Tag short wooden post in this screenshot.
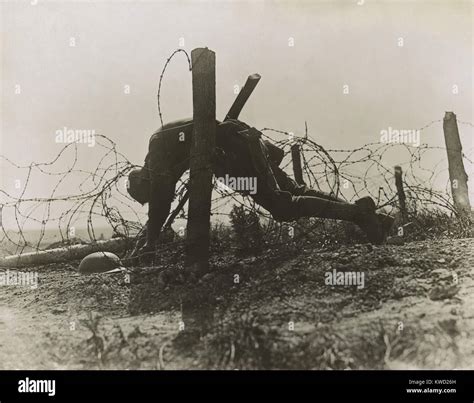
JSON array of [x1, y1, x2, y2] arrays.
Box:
[[443, 112, 471, 217], [291, 144, 305, 185], [185, 48, 216, 275], [394, 165, 407, 222]]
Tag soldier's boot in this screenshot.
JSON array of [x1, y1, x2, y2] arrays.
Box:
[[354, 197, 394, 244], [271, 193, 393, 244]]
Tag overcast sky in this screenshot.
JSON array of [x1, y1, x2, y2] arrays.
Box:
[[0, 0, 472, 232]]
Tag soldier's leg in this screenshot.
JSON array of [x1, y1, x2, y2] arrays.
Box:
[[267, 190, 358, 222], [264, 191, 392, 244], [244, 131, 392, 243], [272, 166, 386, 227], [272, 163, 346, 203], [294, 186, 346, 203]]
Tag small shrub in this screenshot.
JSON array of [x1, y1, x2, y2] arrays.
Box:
[[229, 205, 264, 254]]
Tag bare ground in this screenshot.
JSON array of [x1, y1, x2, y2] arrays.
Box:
[[0, 237, 473, 370]]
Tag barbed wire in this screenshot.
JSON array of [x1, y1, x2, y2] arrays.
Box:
[[0, 49, 472, 259], [157, 48, 192, 127], [2, 119, 470, 257]]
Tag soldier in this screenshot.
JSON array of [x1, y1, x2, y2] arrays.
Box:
[[127, 118, 394, 257]]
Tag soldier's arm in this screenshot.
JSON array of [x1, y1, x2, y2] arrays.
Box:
[[146, 170, 177, 247], [145, 121, 193, 248]]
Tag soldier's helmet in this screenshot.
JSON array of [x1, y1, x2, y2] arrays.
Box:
[[78, 251, 124, 274], [127, 168, 151, 205]]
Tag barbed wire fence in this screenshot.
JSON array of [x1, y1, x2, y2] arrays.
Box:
[[0, 49, 472, 259]]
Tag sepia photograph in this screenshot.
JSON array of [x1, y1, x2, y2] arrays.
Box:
[[0, 0, 473, 400]]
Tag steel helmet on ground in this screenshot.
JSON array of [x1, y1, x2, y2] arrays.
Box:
[[78, 251, 124, 274]]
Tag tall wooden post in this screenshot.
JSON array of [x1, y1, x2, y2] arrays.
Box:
[[185, 48, 216, 275], [443, 112, 471, 217], [394, 165, 407, 222], [291, 144, 305, 185]]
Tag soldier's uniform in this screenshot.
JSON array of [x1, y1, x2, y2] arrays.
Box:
[[128, 119, 392, 247]]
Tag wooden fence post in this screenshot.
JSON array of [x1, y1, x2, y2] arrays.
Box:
[[394, 165, 407, 222], [443, 111, 471, 217], [291, 144, 305, 185], [185, 47, 216, 275]]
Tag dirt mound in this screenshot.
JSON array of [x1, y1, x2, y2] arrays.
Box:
[[0, 238, 473, 369]]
